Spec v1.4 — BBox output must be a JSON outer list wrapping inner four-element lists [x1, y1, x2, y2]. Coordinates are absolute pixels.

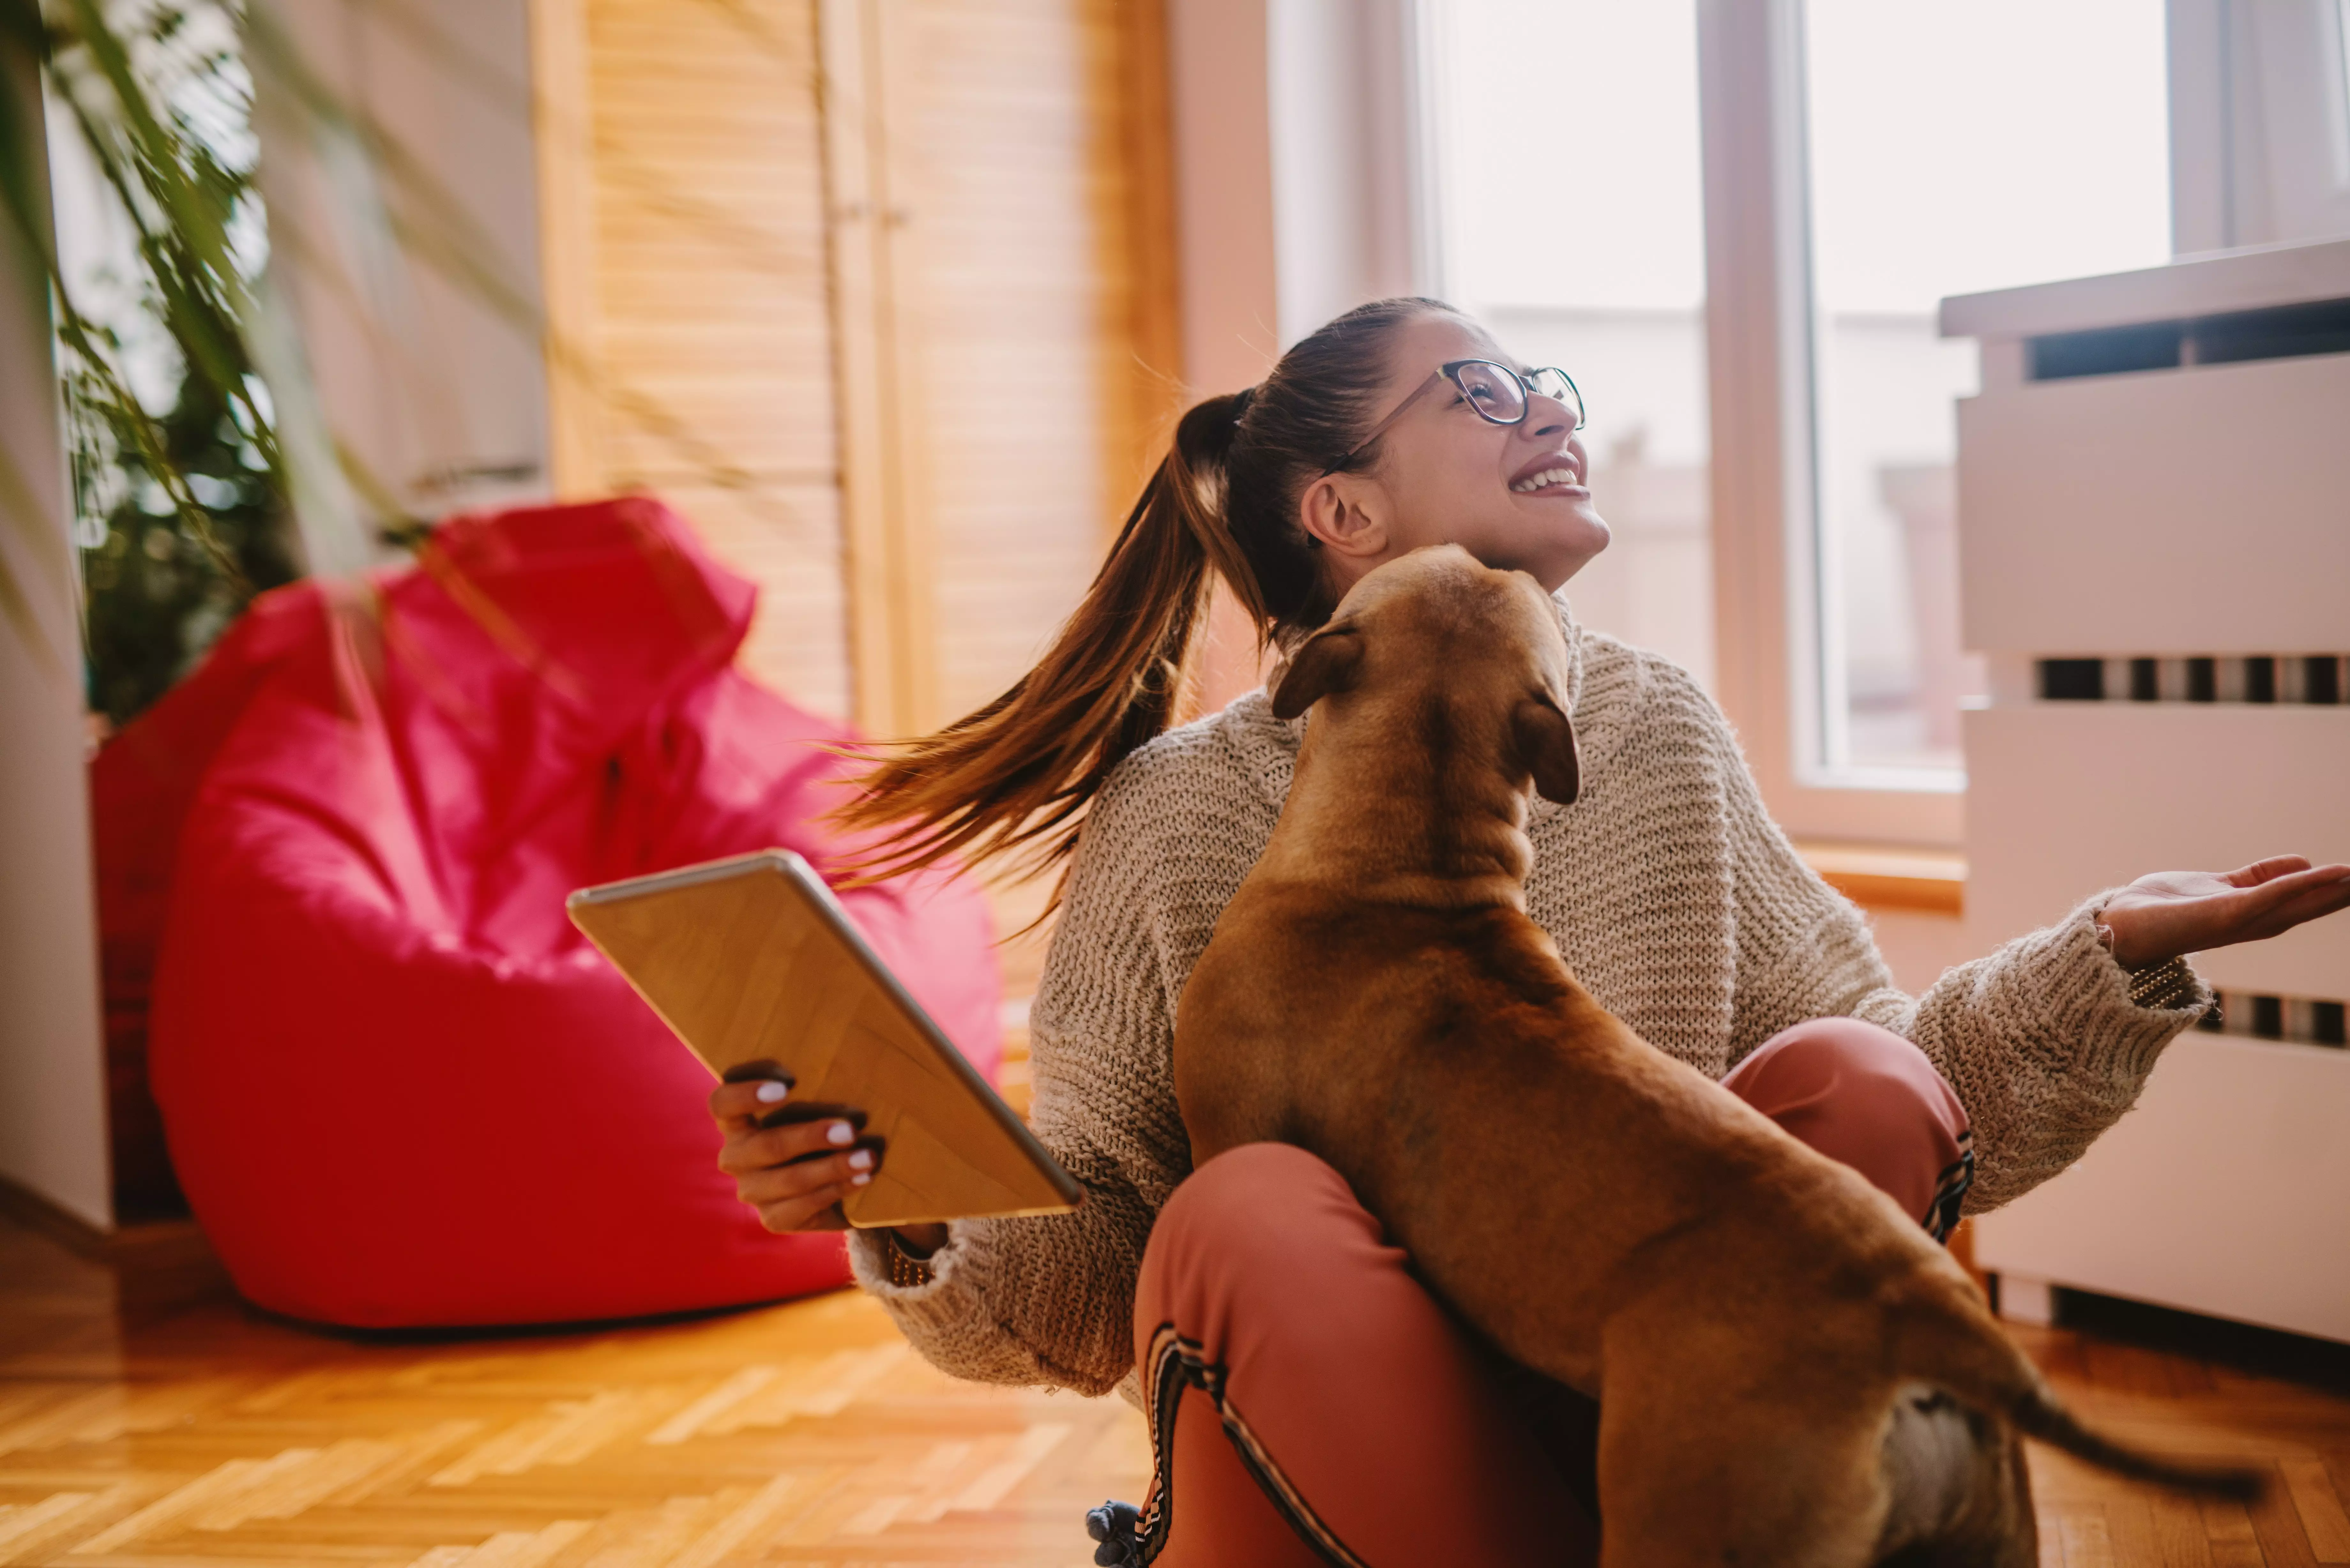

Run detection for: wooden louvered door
[[815, 0, 1182, 1021], [825, 0, 1180, 736], [534, 0, 853, 715], [534, 0, 1179, 738]]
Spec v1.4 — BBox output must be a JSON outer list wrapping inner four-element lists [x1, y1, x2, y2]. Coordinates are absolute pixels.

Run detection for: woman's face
[[1299, 311, 1610, 597]]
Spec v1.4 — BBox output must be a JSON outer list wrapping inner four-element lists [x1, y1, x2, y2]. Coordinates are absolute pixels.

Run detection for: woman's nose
[[1523, 396, 1573, 439]]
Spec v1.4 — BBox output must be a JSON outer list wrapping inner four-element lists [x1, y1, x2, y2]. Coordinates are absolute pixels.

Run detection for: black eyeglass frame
[[1321, 359, 1586, 476]]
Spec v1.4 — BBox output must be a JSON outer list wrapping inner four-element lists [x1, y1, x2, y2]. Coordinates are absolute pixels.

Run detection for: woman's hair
[[838, 295, 1457, 882]]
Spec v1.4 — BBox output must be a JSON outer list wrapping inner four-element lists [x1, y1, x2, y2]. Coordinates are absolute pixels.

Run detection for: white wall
[[1169, 0, 1435, 711], [1266, 0, 1422, 344], [1166, 0, 1427, 400], [250, 0, 552, 544], [0, 36, 114, 1231], [1868, 908, 1972, 998], [1166, 0, 1281, 397]]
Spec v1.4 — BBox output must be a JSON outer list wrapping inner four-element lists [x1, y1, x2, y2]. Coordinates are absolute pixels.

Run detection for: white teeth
[[1511, 467, 1578, 493]]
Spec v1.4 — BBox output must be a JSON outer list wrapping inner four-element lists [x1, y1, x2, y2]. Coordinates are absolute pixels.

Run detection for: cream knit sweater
[[847, 603, 2209, 1399]]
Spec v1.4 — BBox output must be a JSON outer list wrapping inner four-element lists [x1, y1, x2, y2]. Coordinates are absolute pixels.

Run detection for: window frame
[[1697, 0, 2350, 849], [1694, 0, 1965, 848], [2169, 0, 2350, 252]]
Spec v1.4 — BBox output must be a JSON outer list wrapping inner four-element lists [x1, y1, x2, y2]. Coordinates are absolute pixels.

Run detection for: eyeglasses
[[1323, 360, 1586, 475]]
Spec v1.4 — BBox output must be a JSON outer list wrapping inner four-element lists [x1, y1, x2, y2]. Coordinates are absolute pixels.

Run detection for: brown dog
[[1173, 546, 2256, 1565]]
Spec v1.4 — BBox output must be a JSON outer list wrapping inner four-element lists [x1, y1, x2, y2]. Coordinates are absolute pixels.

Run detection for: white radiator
[[1941, 238, 2350, 1344]]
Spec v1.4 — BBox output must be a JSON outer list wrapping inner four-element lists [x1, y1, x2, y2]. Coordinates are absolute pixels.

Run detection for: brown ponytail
[[838, 296, 1456, 883]]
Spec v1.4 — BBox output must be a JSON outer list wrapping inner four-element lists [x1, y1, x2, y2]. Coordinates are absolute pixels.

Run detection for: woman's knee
[[1153, 1143, 1366, 1269], [1723, 1018, 1971, 1232], [1136, 1143, 1389, 1357], [1730, 1018, 1955, 1109]]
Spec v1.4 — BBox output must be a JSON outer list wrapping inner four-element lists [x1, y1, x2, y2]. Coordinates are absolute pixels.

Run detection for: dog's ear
[[1271, 626, 1363, 720], [1513, 693, 1580, 804]]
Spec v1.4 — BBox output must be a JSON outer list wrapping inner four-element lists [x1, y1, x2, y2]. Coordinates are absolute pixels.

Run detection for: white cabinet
[[1943, 239, 2350, 1344], [1965, 705, 2350, 1000], [1963, 1037, 2350, 1342], [1956, 353, 2350, 655]]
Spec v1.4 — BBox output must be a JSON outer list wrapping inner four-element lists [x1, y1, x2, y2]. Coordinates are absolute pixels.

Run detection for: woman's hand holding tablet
[[567, 851, 1081, 1236]]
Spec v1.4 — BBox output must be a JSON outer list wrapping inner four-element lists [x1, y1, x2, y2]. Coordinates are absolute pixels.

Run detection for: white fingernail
[[754, 1081, 788, 1104], [848, 1149, 874, 1171], [851, 1172, 872, 1186], [827, 1121, 854, 1146]]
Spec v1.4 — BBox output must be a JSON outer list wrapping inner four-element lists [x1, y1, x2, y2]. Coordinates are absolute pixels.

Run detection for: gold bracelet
[[2096, 919, 2201, 1012], [2126, 954, 2200, 1012], [884, 1233, 936, 1290]]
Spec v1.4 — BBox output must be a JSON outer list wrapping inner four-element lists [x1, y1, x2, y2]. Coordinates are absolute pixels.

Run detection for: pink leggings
[[1116, 1018, 1972, 1568]]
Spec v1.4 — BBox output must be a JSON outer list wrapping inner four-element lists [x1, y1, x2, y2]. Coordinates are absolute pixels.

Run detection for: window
[[2167, 0, 2350, 249], [1799, 0, 2171, 779], [1697, 0, 2172, 844], [1424, 0, 1716, 690], [1434, 1, 2336, 845], [2336, 0, 2350, 179]]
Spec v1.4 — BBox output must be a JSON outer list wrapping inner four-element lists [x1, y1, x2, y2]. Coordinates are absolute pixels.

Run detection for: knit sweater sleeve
[[843, 750, 1202, 1398], [1699, 674, 2210, 1212]]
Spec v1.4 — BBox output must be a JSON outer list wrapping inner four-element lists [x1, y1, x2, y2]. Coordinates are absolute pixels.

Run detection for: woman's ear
[[1298, 475, 1388, 560], [1271, 626, 1364, 720], [1513, 693, 1580, 804]]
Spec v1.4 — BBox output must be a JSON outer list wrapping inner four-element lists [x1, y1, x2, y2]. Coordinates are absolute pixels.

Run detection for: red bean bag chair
[[105, 496, 1000, 1328]]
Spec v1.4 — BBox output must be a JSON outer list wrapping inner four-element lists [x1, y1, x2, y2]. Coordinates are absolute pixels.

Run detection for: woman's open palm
[[2097, 855, 2350, 969]]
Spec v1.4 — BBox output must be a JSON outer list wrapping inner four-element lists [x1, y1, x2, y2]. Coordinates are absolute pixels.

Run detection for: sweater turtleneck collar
[[1258, 588, 1587, 736], [1219, 590, 1590, 815]]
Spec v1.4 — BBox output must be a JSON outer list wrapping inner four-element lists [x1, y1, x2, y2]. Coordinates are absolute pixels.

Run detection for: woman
[[709, 298, 2350, 1564]]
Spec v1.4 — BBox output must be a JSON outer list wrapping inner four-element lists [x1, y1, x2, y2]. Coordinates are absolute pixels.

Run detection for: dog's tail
[[1895, 1284, 2265, 1503]]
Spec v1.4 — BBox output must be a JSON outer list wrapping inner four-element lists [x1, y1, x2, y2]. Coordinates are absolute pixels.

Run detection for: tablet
[[567, 850, 1082, 1227]]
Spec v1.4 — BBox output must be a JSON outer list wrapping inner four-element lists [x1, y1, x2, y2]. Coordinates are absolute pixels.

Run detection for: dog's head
[[1270, 545, 1579, 806]]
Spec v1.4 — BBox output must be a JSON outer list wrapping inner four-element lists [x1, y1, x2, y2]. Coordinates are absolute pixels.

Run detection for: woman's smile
[[1508, 449, 1587, 497]]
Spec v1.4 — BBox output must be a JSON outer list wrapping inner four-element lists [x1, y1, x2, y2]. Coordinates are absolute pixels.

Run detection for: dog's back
[[1181, 865, 1949, 1383]]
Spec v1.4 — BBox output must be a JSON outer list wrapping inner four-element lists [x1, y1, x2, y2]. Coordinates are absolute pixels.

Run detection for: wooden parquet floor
[[0, 1217, 1148, 1566], [4, 1212, 2348, 1567]]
